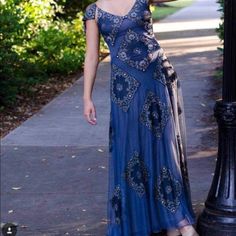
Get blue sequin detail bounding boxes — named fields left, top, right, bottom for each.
left=83, top=0, right=152, bottom=46
left=154, top=167, right=182, bottom=213
left=97, top=9, right=124, bottom=46
left=117, top=29, right=160, bottom=71
left=111, top=64, right=140, bottom=112
left=110, top=185, right=122, bottom=224
left=82, top=3, right=96, bottom=32
left=153, top=58, right=167, bottom=86
left=108, top=115, right=114, bottom=152
left=139, top=90, right=171, bottom=139
left=123, top=150, right=150, bottom=197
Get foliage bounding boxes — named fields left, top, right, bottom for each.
left=0, top=0, right=44, bottom=107
left=0, top=0, right=96, bottom=108
left=56, top=0, right=94, bottom=19
left=216, top=0, right=224, bottom=43
left=21, top=14, right=86, bottom=75
left=215, top=0, right=224, bottom=79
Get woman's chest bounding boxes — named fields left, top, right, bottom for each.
left=96, top=0, right=153, bottom=46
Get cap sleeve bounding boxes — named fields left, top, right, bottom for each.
left=82, top=3, right=97, bottom=33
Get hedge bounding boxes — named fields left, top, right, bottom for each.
left=0, top=0, right=99, bottom=109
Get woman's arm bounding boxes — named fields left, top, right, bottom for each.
left=149, top=0, right=177, bottom=4
left=83, top=19, right=100, bottom=125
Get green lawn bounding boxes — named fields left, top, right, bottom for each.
left=152, top=0, right=194, bottom=21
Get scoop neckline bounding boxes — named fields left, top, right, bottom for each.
left=94, top=0, right=138, bottom=18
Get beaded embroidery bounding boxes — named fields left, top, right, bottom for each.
left=126, top=0, right=146, bottom=23
left=127, top=0, right=154, bottom=37
left=162, top=58, right=177, bottom=84
left=153, top=58, right=167, bottom=86
left=97, top=9, right=124, bottom=46
left=122, top=150, right=150, bottom=197
left=157, top=48, right=177, bottom=84
left=154, top=167, right=182, bottom=213
left=117, top=29, right=160, bottom=71
left=83, top=0, right=154, bottom=46
left=108, top=114, right=114, bottom=152
left=142, top=9, right=154, bottom=35
left=110, top=185, right=122, bottom=224
left=82, top=3, right=96, bottom=32
left=111, top=64, right=140, bottom=112
left=95, top=0, right=145, bottom=46
left=139, top=90, right=170, bottom=139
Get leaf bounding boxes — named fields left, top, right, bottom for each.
left=20, top=225, right=28, bottom=228
left=98, top=165, right=106, bottom=169
left=12, top=186, right=22, bottom=190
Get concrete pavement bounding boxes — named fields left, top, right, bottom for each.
left=1, top=0, right=222, bottom=235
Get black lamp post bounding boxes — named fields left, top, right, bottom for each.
left=197, top=0, right=236, bottom=235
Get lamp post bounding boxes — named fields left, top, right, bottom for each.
left=197, top=0, right=236, bottom=235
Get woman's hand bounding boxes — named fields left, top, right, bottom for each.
left=83, top=98, right=97, bottom=125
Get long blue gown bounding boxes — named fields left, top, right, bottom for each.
left=83, top=0, right=196, bottom=235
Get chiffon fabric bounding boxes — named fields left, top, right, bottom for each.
left=83, top=0, right=196, bottom=235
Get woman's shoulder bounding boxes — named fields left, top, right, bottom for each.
left=84, top=2, right=97, bottom=20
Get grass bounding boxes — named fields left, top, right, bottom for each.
left=151, top=0, right=194, bottom=21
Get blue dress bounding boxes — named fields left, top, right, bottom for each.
left=83, top=0, right=196, bottom=235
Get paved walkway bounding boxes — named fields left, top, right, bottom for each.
left=1, top=0, right=222, bottom=235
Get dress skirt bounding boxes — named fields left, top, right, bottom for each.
left=106, top=49, right=196, bottom=236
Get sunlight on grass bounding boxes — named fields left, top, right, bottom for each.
left=152, top=0, right=194, bottom=21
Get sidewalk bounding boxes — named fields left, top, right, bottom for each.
left=1, top=0, right=222, bottom=235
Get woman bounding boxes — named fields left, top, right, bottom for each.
left=82, top=0, right=199, bottom=235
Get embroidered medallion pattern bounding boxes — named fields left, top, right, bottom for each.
left=154, top=167, right=182, bottom=213
left=117, top=29, right=160, bottom=71
left=82, top=3, right=96, bottom=32
left=123, top=150, right=150, bottom=197
left=157, top=48, right=177, bottom=84
left=83, top=0, right=156, bottom=47
left=111, top=185, right=122, bottom=224
left=97, top=9, right=124, bottom=46
left=108, top=114, right=114, bottom=152
left=142, top=9, right=154, bottom=35
left=126, top=0, right=147, bottom=23
left=139, top=90, right=170, bottom=139
left=153, top=58, right=167, bottom=86
left=111, top=64, right=140, bottom=112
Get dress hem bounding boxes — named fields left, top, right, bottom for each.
left=106, top=217, right=196, bottom=236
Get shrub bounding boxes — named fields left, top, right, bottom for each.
left=0, top=0, right=45, bottom=107
left=215, top=0, right=224, bottom=79
left=56, top=0, right=94, bottom=19
left=216, top=0, right=224, bottom=43
left=23, top=14, right=86, bottom=75
left=0, top=0, right=92, bottom=108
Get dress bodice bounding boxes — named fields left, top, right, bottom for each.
left=83, top=0, right=162, bottom=72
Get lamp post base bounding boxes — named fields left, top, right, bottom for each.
left=196, top=99, right=236, bottom=236
left=197, top=208, right=236, bottom=236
